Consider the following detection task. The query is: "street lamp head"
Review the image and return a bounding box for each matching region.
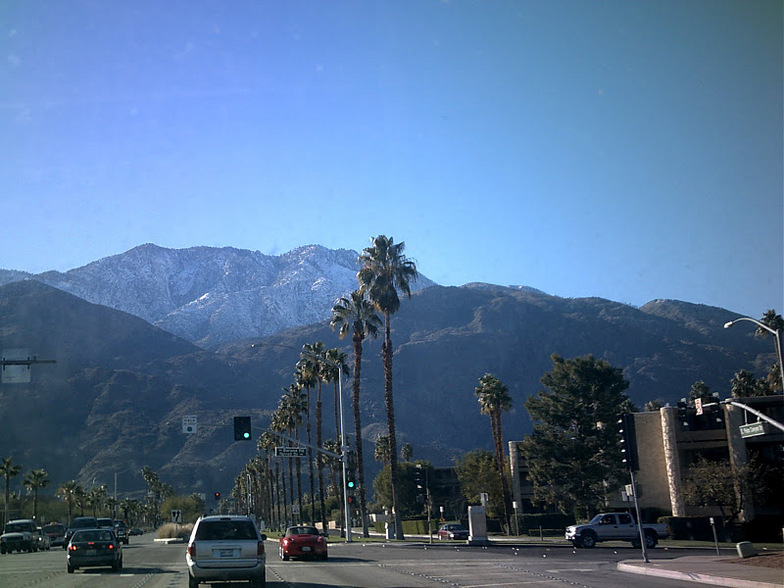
[723,321,734,329]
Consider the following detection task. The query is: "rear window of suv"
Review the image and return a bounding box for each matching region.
[195,520,257,541]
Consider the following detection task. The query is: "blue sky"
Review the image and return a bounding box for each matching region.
[2,1,781,318]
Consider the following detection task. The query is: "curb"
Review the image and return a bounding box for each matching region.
[617,559,782,588]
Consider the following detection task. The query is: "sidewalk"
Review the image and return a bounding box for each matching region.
[618,554,783,588]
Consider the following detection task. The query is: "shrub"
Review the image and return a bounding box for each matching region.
[157,523,193,540]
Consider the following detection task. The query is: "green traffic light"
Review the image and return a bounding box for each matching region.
[347,480,355,488]
[243,432,250,439]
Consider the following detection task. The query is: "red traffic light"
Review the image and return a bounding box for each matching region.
[214,491,221,500]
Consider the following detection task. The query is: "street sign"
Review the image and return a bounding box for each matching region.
[2,349,31,384]
[171,509,182,523]
[739,422,766,438]
[182,415,197,434]
[275,446,307,457]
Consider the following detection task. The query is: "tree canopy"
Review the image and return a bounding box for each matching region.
[520,354,632,518]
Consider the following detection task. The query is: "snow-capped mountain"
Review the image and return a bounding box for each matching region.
[23,244,434,348]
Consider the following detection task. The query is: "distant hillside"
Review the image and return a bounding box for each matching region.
[0,276,773,501]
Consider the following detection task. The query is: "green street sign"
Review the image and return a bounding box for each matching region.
[739,422,765,438]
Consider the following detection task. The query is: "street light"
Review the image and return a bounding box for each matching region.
[724,316,784,390]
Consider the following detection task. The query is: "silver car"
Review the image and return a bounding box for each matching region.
[186,515,267,588]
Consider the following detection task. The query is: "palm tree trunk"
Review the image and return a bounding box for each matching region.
[316,382,327,532]
[353,334,370,537]
[491,409,512,532]
[306,387,315,525]
[383,312,404,540]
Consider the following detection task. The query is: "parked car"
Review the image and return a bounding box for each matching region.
[1,519,39,553]
[35,527,51,550]
[67,528,122,573]
[437,523,469,541]
[113,520,129,544]
[129,527,144,536]
[186,515,267,587]
[278,525,328,561]
[565,512,669,549]
[42,523,66,547]
[63,516,98,548]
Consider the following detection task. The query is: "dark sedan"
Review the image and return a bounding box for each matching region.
[279,525,328,561]
[67,528,122,573]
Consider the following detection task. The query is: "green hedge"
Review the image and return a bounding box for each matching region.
[515,513,574,534]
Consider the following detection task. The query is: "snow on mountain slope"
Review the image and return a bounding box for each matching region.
[28,243,435,348]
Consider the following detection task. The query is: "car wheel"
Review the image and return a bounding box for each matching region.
[188,574,199,588]
[67,564,75,573]
[580,532,597,548]
[644,530,658,549]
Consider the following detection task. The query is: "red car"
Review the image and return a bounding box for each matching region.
[279,525,328,561]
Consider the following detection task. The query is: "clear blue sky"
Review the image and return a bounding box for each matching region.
[2,1,781,318]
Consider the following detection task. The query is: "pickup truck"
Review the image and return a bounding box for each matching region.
[1,519,39,553]
[565,512,669,549]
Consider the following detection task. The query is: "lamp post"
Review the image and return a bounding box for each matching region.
[724,317,784,390]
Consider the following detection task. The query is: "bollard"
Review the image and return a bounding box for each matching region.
[736,542,756,559]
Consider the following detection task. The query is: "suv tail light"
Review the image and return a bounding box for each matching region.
[257,541,265,556]
[188,542,196,557]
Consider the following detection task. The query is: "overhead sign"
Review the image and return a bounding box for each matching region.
[275,446,307,458]
[1,349,31,384]
[739,422,766,438]
[182,415,198,434]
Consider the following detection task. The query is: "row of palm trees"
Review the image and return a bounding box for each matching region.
[1,457,51,525]
[234,235,418,538]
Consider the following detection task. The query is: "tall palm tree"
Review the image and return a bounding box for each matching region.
[331,289,381,537]
[257,432,281,530]
[400,443,414,462]
[86,485,107,518]
[57,480,81,524]
[1,456,23,527]
[758,309,784,392]
[295,357,318,524]
[284,383,307,520]
[324,347,350,444]
[22,469,50,522]
[475,373,513,533]
[301,341,329,532]
[270,410,290,524]
[357,235,418,539]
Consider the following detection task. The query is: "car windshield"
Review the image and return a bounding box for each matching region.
[5,523,33,533]
[195,520,257,541]
[73,530,114,542]
[70,519,97,528]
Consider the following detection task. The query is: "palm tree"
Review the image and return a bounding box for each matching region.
[331,288,381,537]
[1,456,23,527]
[22,469,50,522]
[357,235,418,539]
[475,373,513,533]
[86,485,107,517]
[324,347,350,444]
[284,383,307,520]
[302,341,329,532]
[758,309,784,392]
[401,443,414,462]
[374,435,391,466]
[57,480,81,524]
[295,357,318,524]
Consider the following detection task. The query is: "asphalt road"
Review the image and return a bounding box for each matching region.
[0,533,713,588]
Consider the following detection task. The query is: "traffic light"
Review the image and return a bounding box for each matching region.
[214,491,221,501]
[618,413,639,472]
[413,464,425,497]
[347,478,356,490]
[347,495,355,505]
[233,416,252,441]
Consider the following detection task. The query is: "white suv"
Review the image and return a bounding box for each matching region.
[186,515,267,588]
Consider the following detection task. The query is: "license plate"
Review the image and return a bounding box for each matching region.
[301,546,311,552]
[218,549,235,557]
[85,549,96,556]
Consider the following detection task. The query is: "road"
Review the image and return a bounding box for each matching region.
[0,533,716,587]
